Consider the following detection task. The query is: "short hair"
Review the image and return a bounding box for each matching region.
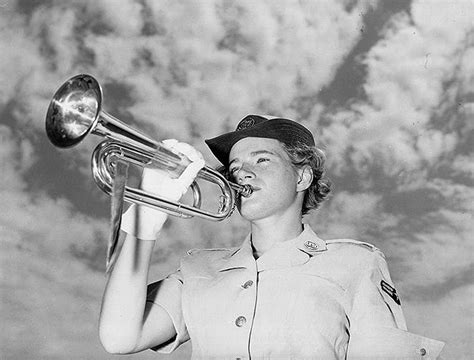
[217,142,331,215]
[282,142,331,215]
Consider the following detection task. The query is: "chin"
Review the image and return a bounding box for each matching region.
[237,203,272,222]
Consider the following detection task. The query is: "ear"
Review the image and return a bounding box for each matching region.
[296,166,313,192]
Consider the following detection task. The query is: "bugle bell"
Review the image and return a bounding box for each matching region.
[45,74,252,221]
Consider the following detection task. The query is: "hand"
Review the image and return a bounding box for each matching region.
[120,139,205,240]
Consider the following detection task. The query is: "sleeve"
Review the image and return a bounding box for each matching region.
[346,249,445,359]
[146,270,190,354]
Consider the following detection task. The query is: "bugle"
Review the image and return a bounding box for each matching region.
[45,74,252,221]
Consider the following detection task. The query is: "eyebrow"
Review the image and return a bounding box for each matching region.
[229,150,277,167]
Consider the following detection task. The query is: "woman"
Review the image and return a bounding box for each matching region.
[99,115,444,359]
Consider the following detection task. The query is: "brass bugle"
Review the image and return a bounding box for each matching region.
[45,74,252,221]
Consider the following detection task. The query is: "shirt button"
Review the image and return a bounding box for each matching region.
[420,348,427,356]
[235,316,247,327]
[242,280,253,289]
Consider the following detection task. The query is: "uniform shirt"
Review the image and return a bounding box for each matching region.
[146,225,444,359]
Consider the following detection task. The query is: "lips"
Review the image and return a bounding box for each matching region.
[244,182,259,189]
[241,184,260,197]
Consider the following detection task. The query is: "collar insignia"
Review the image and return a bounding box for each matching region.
[304,240,319,252]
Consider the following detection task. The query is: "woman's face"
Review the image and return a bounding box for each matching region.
[228,137,303,222]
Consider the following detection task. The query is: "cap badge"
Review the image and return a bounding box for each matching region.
[236,117,256,131]
[304,240,319,251]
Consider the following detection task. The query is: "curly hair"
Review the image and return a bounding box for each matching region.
[282,143,331,215]
[217,141,331,216]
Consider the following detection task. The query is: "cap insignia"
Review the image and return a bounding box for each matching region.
[236,117,256,131]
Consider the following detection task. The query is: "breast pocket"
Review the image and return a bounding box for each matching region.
[181,271,247,336]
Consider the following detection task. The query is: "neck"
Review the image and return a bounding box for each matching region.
[249,212,303,258]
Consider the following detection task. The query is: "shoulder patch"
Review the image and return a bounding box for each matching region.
[325,239,379,252]
[381,280,401,305]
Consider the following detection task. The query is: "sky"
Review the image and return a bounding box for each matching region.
[0,0,473,359]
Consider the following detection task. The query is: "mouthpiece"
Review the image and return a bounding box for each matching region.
[239,184,253,198]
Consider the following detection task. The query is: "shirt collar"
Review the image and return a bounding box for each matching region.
[217,234,255,272]
[217,224,327,272]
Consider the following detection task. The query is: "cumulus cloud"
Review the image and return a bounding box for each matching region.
[0,124,108,268]
[404,284,474,359]
[1,0,473,358]
[323,0,474,175]
[309,191,396,238]
[314,0,473,304]
[6,0,373,141]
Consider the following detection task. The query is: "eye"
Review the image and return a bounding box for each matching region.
[229,166,239,175]
[256,157,269,164]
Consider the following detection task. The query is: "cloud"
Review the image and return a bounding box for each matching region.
[451,154,474,177]
[389,210,473,292]
[0,125,35,189]
[88,0,144,36]
[1,1,473,358]
[0,124,108,267]
[314,0,474,309]
[309,191,396,238]
[30,0,374,142]
[404,284,474,359]
[322,0,474,175]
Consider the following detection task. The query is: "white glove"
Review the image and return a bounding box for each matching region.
[120,139,205,240]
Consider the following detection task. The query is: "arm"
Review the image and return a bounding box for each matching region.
[98,140,204,354]
[99,231,176,354]
[346,249,445,359]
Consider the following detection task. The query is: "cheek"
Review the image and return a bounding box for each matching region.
[273,167,299,190]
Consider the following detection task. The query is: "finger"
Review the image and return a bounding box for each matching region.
[141,167,169,190]
[176,158,205,190]
[165,140,204,163]
[142,167,168,182]
[175,143,204,163]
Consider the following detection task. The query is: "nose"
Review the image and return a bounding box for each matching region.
[235,164,255,184]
